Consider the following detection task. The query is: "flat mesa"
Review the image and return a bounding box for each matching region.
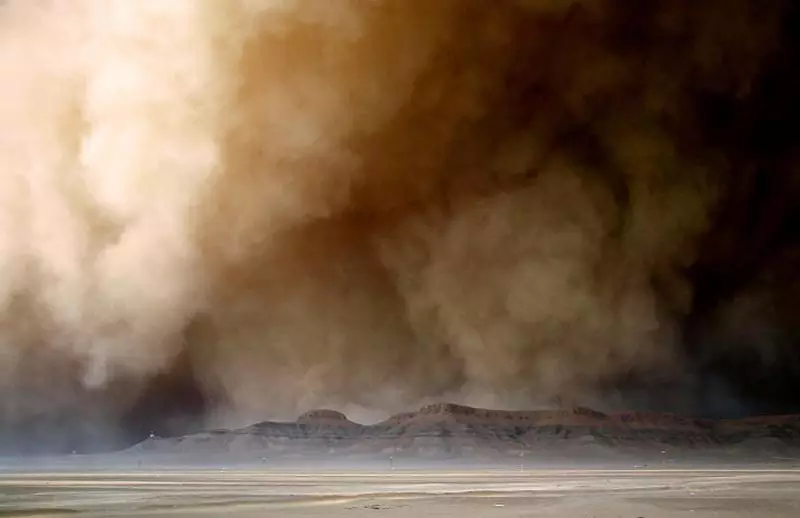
[1,467,800,517]
[124,404,800,461]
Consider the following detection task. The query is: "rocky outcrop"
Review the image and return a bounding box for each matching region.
[296,409,352,424]
[128,404,800,459]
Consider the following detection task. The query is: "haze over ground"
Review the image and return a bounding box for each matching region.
[0,0,799,454]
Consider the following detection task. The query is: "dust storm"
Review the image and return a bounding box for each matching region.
[0,0,798,452]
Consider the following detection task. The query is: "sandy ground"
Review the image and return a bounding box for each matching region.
[1,467,800,517]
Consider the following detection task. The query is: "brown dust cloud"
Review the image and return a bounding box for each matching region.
[0,0,799,453]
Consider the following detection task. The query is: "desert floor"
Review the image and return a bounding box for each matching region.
[1,466,800,517]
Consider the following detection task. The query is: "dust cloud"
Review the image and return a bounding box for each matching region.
[0,0,798,451]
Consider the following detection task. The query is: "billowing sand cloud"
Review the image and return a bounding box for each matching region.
[0,0,798,451]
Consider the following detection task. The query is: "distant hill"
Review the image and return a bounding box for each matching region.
[127,403,800,460]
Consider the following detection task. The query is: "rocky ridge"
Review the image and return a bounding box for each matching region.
[129,403,800,459]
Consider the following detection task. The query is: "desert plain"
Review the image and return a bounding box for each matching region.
[2,465,800,517]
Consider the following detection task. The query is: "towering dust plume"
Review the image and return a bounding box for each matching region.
[1,0,799,452]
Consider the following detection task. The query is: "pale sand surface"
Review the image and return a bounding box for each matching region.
[1,468,800,517]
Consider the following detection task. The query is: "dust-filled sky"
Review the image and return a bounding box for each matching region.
[0,0,799,454]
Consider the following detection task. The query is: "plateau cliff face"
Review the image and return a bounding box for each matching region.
[129,404,800,460]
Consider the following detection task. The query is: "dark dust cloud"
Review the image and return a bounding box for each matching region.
[0,0,799,454]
